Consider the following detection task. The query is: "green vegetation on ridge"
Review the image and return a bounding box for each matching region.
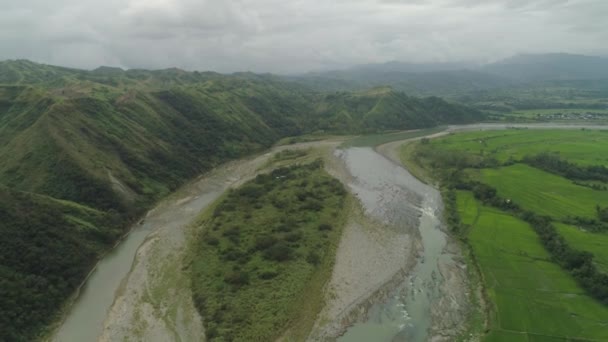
[191,161,347,341]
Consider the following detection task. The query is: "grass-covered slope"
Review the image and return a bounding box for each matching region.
[0,78,309,213]
[191,161,347,341]
[312,87,483,133]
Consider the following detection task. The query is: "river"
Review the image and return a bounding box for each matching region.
[334,147,453,342]
[52,123,608,341]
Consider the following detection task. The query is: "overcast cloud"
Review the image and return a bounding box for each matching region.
[0,0,606,73]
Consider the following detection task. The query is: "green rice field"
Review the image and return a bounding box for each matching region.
[556,223,608,274]
[457,191,608,341]
[411,128,608,341]
[480,164,608,220]
[435,129,608,166]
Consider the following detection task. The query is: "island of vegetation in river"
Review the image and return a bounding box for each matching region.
[190,160,348,341]
[405,129,608,341]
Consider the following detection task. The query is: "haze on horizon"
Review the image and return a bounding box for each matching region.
[1,0,607,74]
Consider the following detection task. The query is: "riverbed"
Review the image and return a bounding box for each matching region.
[51,123,608,342]
[317,146,468,342]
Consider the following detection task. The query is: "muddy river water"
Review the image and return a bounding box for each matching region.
[336,148,450,342]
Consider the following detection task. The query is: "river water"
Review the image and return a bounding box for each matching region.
[52,226,152,342]
[336,147,449,342]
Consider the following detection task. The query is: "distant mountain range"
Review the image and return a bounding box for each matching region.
[290,53,608,96]
[483,53,608,81]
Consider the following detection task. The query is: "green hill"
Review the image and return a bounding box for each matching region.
[312,87,481,132]
[0,59,482,341]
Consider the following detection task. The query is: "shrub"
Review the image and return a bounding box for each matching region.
[318,223,333,231]
[285,231,302,242]
[224,270,250,287]
[263,242,293,262]
[302,199,323,211]
[254,235,278,250]
[306,251,321,265]
[258,270,279,280]
[204,235,219,246]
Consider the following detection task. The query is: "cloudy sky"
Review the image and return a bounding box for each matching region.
[1,0,606,73]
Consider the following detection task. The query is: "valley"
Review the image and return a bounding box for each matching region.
[3,0,608,338]
[1,58,608,342]
[52,123,608,342]
[52,131,470,342]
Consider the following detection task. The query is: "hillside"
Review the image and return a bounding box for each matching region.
[0,59,483,341]
[0,185,119,341]
[312,87,481,132]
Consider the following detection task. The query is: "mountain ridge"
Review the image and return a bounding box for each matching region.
[288,53,608,96]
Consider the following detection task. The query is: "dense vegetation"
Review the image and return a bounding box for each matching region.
[191,161,346,341]
[408,129,608,341]
[0,186,118,341]
[0,59,483,340]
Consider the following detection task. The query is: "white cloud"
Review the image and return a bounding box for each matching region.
[0,0,606,73]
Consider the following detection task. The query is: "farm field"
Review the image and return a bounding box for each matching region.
[480,163,608,220]
[457,191,608,341]
[555,223,608,274]
[434,129,608,166]
[409,128,608,342]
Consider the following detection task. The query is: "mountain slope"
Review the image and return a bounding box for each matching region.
[0,185,119,341]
